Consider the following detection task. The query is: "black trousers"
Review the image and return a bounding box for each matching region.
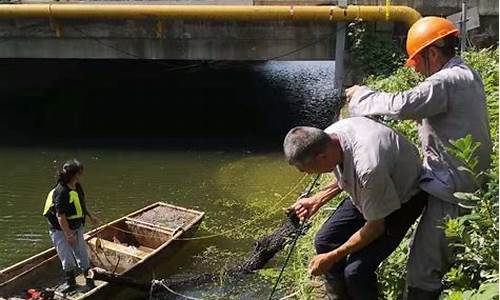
[314,191,428,300]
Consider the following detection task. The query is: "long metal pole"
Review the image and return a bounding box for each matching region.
[334,0,348,121]
[334,22,346,96]
[460,0,467,53]
[267,174,321,300]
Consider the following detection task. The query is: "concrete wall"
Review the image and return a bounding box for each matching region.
[0,19,336,60]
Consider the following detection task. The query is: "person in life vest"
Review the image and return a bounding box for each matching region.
[346,17,492,299]
[43,159,100,293]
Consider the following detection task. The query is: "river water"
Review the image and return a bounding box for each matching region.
[0,60,338,299]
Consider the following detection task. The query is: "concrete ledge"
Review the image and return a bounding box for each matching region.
[0,19,336,60]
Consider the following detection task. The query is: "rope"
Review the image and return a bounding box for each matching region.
[278,292,299,300]
[267,174,321,300]
[89,174,309,242]
[149,277,156,300]
[267,222,305,300]
[88,236,116,271]
[153,279,204,300]
[177,174,309,241]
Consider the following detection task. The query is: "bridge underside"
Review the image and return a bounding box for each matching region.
[0,19,338,60]
[0,0,498,60]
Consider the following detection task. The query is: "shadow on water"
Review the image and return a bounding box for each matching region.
[0,59,340,299]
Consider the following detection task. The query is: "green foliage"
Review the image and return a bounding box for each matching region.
[377,233,412,299]
[447,134,483,189]
[446,282,499,300]
[364,67,424,144]
[473,282,498,299]
[463,49,499,99]
[364,67,424,93]
[463,48,499,146]
[441,134,499,300]
[347,20,406,77]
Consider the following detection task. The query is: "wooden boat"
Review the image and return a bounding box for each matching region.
[0,202,204,300]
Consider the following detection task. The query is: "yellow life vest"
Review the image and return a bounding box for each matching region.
[43,188,83,220]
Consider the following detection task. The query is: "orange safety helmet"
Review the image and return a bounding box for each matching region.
[405,16,459,67]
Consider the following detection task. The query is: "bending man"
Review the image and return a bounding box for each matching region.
[284,117,427,300]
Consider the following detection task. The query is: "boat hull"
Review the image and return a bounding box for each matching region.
[0,202,204,300]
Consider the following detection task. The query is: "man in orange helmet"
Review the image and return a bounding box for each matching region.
[345,16,492,299]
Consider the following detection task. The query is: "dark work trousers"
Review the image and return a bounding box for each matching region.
[314,191,428,300]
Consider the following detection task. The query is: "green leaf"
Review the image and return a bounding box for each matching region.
[471,282,499,299]
[454,192,481,201]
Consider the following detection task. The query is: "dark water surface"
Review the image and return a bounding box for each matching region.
[0,60,338,299]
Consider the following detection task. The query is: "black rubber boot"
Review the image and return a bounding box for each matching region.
[406,286,441,300]
[57,271,77,294]
[85,277,96,289]
[81,268,96,292]
[325,279,350,300]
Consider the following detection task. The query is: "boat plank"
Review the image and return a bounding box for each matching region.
[124,217,174,234]
[88,238,149,259]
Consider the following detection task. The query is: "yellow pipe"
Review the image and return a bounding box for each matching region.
[0,4,421,26]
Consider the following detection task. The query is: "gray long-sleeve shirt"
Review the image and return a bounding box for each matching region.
[325,117,422,221]
[349,57,492,203]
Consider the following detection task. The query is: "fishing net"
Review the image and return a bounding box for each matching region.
[91,212,308,298]
[163,212,305,289]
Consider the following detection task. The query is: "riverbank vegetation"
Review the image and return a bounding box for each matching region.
[271,47,499,299]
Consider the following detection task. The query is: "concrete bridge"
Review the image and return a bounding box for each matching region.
[0,1,497,61]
